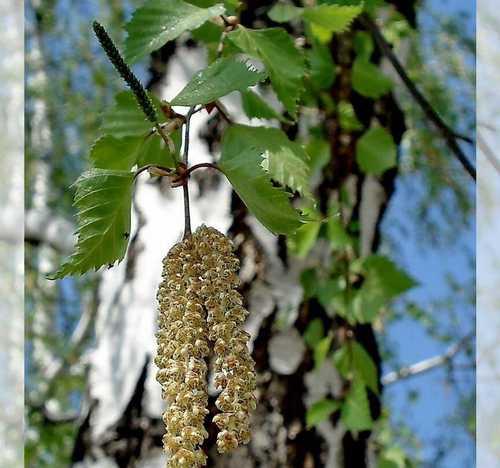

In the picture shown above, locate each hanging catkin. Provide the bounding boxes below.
[195,226,257,453]
[155,226,256,466]
[156,237,210,467]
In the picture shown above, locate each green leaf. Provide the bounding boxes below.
[222,124,311,197]
[314,334,333,368]
[353,31,374,61]
[332,344,351,378]
[219,126,303,235]
[192,21,224,61]
[307,40,336,91]
[327,216,352,250]
[352,58,392,99]
[353,255,416,323]
[341,381,373,432]
[306,399,340,428]
[240,89,291,123]
[317,278,346,317]
[338,101,363,132]
[100,91,165,139]
[90,134,177,171]
[363,255,416,298]
[306,137,330,176]
[228,26,305,117]
[50,169,135,279]
[124,0,225,63]
[287,218,322,257]
[303,318,324,349]
[303,4,362,43]
[300,268,320,300]
[192,20,223,44]
[90,136,142,171]
[267,3,303,22]
[378,448,407,468]
[356,127,397,175]
[351,341,379,394]
[137,130,181,167]
[171,57,266,106]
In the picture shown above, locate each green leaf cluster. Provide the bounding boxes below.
[52,91,179,278]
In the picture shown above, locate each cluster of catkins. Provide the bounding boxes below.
[155,225,257,467]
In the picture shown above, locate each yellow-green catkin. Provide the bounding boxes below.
[155,226,256,465]
[156,237,210,467]
[194,226,257,454]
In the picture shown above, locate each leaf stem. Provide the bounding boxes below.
[185,162,224,177]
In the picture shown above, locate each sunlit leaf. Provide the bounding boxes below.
[125,0,225,63]
[356,127,397,175]
[303,318,325,349]
[338,101,363,131]
[223,124,311,197]
[306,399,340,428]
[303,4,362,43]
[341,381,373,432]
[353,254,416,322]
[50,169,135,279]
[267,3,303,22]
[351,341,379,394]
[307,40,336,91]
[352,58,393,99]
[171,57,266,106]
[219,126,304,235]
[228,26,305,117]
[314,334,333,368]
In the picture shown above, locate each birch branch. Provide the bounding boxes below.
[382,332,474,386]
[360,14,476,181]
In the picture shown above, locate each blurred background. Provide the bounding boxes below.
[0,0,24,467]
[21,0,480,467]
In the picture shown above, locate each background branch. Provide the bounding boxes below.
[382,332,474,385]
[360,14,476,181]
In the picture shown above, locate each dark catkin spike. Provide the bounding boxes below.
[92,21,158,123]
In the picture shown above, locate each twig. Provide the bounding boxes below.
[134,164,174,180]
[453,132,474,145]
[382,332,473,385]
[185,162,224,177]
[478,132,500,176]
[182,106,198,238]
[360,14,476,181]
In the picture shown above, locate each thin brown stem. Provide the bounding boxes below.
[134,164,174,180]
[182,106,198,238]
[185,162,224,177]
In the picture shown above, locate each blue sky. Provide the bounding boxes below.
[381,1,475,466]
